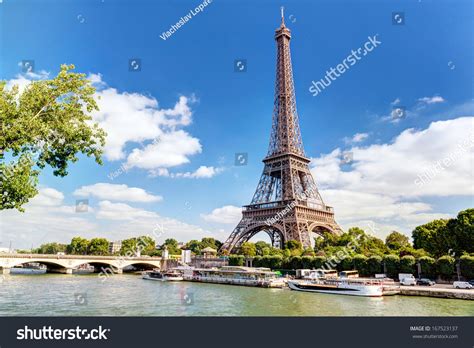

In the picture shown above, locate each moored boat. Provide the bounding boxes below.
[183,266,286,288]
[289,270,384,297]
[142,270,183,281]
[288,279,383,297]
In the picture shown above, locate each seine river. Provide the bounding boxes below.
[1,273,473,316]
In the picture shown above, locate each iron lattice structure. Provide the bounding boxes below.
[221,10,342,253]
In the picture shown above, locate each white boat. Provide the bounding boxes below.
[142,270,183,281]
[288,278,383,297]
[183,266,286,288]
[289,270,383,297]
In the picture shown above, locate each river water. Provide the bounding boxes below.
[0,273,472,316]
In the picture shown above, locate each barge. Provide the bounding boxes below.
[183,266,286,288]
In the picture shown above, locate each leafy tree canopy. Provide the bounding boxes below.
[0,65,106,211]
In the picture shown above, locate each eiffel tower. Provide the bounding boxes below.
[221,8,342,253]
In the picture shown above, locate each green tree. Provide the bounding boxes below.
[312,256,327,269]
[0,65,106,211]
[383,255,400,278]
[459,255,474,279]
[120,238,138,256]
[301,256,313,269]
[136,235,156,255]
[229,255,244,266]
[185,240,201,254]
[269,247,283,256]
[436,255,455,279]
[240,242,257,257]
[399,255,416,274]
[353,254,368,276]
[163,238,180,255]
[268,255,283,269]
[340,257,353,271]
[289,256,302,269]
[418,256,436,278]
[66,237,90,255]
[412,219,449,256]
[252,256,262,267]
[88,238,109,255]
[35,242,67,254]
[367,255,383,275]
[255,241,271,256]
[200,237,222,250]
[385,231,410,250]
[285,240,303,256]
[450,209,474,254]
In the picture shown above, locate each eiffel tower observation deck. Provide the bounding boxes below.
[221,8,342,253]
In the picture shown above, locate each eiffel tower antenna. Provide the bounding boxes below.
[221,10,342,253]
[280,6,285,25]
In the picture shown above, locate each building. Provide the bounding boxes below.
[108,241,122,254]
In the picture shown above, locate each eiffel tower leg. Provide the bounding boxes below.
[220,219,248,253]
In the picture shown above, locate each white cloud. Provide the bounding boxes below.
[90,77,197,163]
[96,200,158,220]
[313,117,474,198]
[5,69,50,94]
[201,205,242,224]
[74,183,162,202]
[174,166,223,179]
[0,188,97,249]
[87,73,107,88]
[382,95,446,123]
[310,116,473,238]
[418,96,445,104]
[344,132,369,144]
[125,130,201,169]
[0,187,213,248]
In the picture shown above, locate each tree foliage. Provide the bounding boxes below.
[385,231,409,250]
[1,65,106,211]
[66,237,90,255]
[33,242,67,254]
[399,255,416,274]
[88,238,109,256]
[436,255,455,279]
[161,238,180,255]
[240,242,256,257]
[383,255,400,278]
[460,255,474,279]
[418,256,436,278]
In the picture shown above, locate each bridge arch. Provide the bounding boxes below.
[8,259,70,270]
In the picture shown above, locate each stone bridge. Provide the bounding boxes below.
[0,254,163,274]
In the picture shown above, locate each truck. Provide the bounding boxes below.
[399,273,416,286]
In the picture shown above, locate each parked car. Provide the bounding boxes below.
[468,280,474,286]
[453,281,473,289]
[416,278,436,286]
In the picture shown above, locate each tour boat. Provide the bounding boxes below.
[289,270,383,297]
[142,270,183,281]
[183,266,286,288]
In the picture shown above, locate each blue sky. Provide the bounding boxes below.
[1,0,473,249]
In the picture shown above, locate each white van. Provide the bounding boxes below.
[453,281,472,289]
[399,274,416,286]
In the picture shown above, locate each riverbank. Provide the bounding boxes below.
[400,285,474,300]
